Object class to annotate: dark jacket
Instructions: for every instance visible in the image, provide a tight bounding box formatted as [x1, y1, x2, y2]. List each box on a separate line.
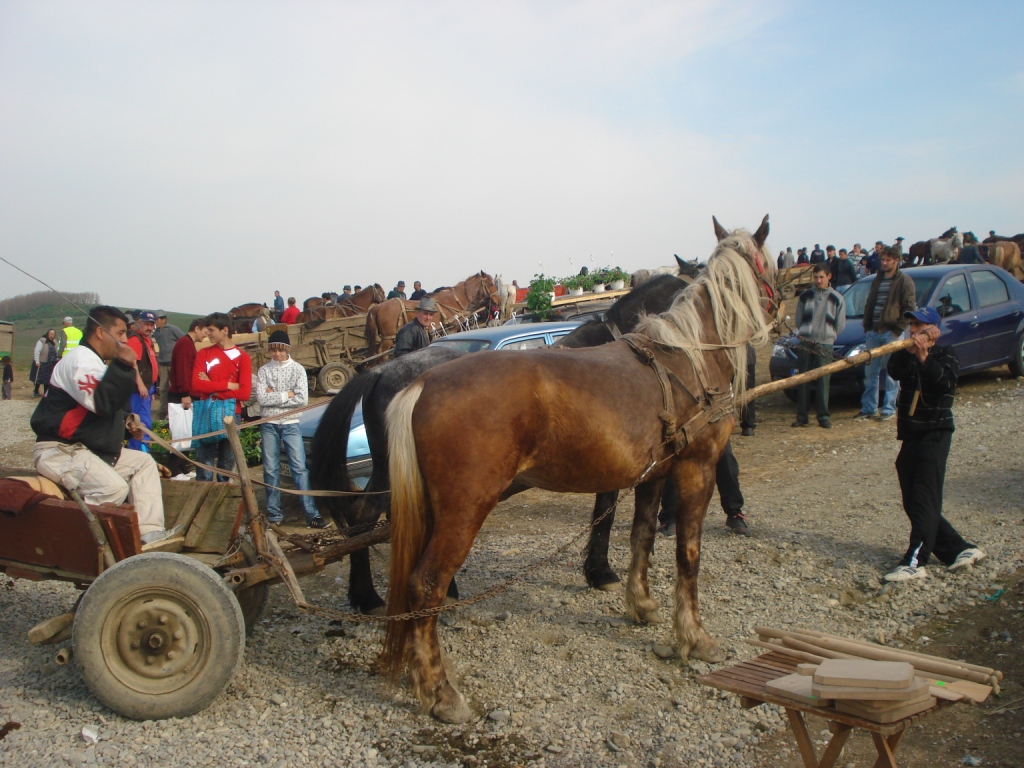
[393, 321, 430, 358]
[31, 343, 136, 465]
[862, 269, 915, 334]
[888, 345, 958, 439]
[832, 257, 858, 287]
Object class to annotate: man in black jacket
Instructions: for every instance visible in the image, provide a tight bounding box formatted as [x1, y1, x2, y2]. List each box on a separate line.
[393, 297, 439, 358]
[31, 306, 176, 545]
[882, 306, 985, 582]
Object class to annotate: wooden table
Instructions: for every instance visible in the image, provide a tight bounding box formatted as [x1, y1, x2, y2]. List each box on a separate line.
[697, 652, 951, 768]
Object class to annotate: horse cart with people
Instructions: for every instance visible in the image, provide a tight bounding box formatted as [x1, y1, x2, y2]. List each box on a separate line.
[0, 417, 389, 721]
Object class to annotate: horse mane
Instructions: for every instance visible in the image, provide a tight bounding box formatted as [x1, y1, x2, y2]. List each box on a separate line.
[636, 232, 774, 402]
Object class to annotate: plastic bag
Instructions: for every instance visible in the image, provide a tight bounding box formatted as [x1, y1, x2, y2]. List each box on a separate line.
[167, 402, 193, 452]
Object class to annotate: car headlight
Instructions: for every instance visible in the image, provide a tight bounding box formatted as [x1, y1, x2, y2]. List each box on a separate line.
[845, 344, 866, 358]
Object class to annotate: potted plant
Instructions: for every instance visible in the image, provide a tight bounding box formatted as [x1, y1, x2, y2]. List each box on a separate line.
[526, 274, 556, 319]
[590, 268, 609, 292]
[606, 267, 629, 290]
[562, 274, 588, 296]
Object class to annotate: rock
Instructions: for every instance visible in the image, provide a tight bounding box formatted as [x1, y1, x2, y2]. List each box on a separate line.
[488, 709, 511, 722]
[652, 644, 675, 659]
[545, 744, 563, 753]
[270, 694, 286, 706]
[609, 731, 630, 748]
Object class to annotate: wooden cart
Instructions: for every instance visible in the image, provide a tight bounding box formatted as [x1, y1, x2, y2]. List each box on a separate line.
[0, 422, 388, 720]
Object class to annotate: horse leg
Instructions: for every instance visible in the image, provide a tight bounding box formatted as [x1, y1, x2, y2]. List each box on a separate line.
[583, 490, 621, 591]
[624, 478, 666, 625]
[671, 457, 726, 663]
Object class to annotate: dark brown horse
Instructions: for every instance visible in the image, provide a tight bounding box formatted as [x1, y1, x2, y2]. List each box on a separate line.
[227, 303, 270, 334]
[364, 272, 500, 356]
[381, 216, 777, 722]
[295, 284, 386, 325]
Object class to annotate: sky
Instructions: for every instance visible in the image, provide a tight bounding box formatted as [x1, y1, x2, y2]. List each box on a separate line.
[1, 1, 1022, 315]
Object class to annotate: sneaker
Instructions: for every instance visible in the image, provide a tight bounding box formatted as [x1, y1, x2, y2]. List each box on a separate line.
[141, 523, 186, 545]
[791, 420, 809, 428]
[741, 426, 755, 437]
[948, 547, 986, 573]
[883, 565, 927, 583]
[658, 522, 676, 537]
[818, 419, 832, 429]
[307, 517, 329, 529]
[877, 413, 895, 422]
[854, 412, 875, 421]
[725, 514, 750, 536]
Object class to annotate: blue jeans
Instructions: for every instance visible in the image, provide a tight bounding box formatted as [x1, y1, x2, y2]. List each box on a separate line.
[261, 422, 320, 523]
[861, 329, 900, 416]
[195, 413, 238, 482]
[129, 384, 155, 452]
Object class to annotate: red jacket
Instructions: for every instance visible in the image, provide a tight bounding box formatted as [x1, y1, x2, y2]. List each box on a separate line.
[191, 345, 252, 414]
[280, 305, 301, 324]
[169, 335, 198, 398]
[126, 332, 158, 385]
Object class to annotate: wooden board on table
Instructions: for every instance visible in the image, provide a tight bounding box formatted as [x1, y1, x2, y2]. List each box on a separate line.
[835, 696, 937, 724]
[813, 677, 928, 701]
[765, 674, 833, 708]
[813, 659, 915, 689]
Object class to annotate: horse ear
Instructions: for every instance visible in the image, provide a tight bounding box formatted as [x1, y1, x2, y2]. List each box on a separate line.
[712, 216, 729, 242]
[753, 214, 770, 249]
[675, 254, 687, 271]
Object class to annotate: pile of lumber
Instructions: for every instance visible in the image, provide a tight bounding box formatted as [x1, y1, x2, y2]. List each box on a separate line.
[747, 626, 1001, 716]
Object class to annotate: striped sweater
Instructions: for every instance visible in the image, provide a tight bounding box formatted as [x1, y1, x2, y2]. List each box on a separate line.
[256, 357, 309, 424]
[887, 345, 958, 438]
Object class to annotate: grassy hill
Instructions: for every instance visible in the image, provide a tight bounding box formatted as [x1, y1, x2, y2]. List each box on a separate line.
[1, 304, 203, 373]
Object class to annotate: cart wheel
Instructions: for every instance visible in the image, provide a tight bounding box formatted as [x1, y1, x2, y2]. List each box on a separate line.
[231, 540, 269, 634]
[73, 552, 244, 720]
[317, 362, 354, 393]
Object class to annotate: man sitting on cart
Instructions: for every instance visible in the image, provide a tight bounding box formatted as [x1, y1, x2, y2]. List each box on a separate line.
[30, 305, 178, 546]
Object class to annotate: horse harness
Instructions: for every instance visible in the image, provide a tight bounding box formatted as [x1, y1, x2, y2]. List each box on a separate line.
[621, 333, 733, 456]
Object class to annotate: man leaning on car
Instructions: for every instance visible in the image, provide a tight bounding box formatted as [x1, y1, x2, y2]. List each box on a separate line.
[856, 246, 915, 421]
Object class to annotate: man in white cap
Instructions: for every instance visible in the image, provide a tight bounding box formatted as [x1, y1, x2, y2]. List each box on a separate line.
[394, 297, 439, 357]
[57, 316, 82, 358]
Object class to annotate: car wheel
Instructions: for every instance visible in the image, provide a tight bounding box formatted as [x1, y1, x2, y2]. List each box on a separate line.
[1010, 331, 1024, 378]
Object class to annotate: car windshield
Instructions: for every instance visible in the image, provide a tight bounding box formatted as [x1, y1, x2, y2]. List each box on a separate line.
[431, 338, 493, 353]
[842, 277, 937, 319]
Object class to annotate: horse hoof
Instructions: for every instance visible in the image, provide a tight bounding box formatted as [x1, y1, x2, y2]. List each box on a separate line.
[594, 580, 622, 593]
[432, 697, 473, 724]
[637, 608, 663, 625]
[689, 643, 727, 664]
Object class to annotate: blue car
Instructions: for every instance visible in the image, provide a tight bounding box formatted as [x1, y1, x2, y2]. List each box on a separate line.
[299, 320, 585, 484]
[769, 264, 1024, 399]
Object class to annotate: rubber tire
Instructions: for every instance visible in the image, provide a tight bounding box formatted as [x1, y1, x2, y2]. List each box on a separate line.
[230, 540, 269, 635]
[1009, 331, 1024, 378]
[73, 552, 245, 720]
[316, 362, 354, 393]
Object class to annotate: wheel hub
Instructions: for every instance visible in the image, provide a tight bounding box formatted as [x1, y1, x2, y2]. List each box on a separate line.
[115, 598, 198, 680]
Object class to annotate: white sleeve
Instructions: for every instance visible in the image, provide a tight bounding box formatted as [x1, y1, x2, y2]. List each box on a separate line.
[48, 347, 108, 413]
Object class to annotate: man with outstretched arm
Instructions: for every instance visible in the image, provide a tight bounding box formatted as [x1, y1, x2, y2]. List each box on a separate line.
[882, 306, 985, 582]
[30, 306, 179, 545]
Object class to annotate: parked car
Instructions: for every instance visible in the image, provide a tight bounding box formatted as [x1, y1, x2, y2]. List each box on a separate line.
[769, 264, 1024, 400]
[298, 320, 585, 484]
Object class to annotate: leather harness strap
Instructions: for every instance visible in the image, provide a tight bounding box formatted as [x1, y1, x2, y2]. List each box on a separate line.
[622, 333, 734, 455]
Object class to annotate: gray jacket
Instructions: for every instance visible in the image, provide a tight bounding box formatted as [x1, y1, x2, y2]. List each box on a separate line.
[796, 286, 846, 344]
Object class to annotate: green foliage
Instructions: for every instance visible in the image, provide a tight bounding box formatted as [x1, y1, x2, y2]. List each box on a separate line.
[562, 273, 595, 291]
[148, 418, 262, 467]
[526, 274, 556, 318]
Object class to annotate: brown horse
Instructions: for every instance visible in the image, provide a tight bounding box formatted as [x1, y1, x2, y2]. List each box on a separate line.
[227, 303, 270, 334]
[295, 284, 386, 325]
[985, 241, 1023, 279]
[364, 271, 500, 356]
[381, 217, 777, 722]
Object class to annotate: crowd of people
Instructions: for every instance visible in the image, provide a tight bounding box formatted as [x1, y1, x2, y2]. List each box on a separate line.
[777, 240, 901, 286]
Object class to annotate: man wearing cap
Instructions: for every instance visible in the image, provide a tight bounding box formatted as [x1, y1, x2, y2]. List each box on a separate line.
[255, 330, 326, 528]
[153, 311, 184, 420]
[856, 246, 915, 422]
[126, 311, 159, 451]
[387, 281, 407, 300]
[57, 316, 83, 358]
[341, 286, 353, 300]
[809, 244, 825, 264]
[394, 297, 439, 358]
[882, 306, 985, 582]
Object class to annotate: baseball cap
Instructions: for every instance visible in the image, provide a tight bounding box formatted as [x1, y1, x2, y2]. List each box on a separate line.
[156, 309, 167, 318]
[138, 311, 157, 323]
[397, 280, 406, 287]
[904, 306, 940, 325]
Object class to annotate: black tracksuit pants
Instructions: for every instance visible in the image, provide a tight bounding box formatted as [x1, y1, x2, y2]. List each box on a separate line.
[895, 430, 971, 567]
[658, 440, 743, 525]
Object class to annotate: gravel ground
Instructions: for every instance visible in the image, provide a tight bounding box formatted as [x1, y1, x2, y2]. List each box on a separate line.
[1, 375, 1023, 768]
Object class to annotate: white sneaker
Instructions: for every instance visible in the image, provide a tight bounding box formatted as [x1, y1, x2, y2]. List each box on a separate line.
[947, 547, 986, 573]
[884, 565, 928, 583]
[141, 524, 185, 545]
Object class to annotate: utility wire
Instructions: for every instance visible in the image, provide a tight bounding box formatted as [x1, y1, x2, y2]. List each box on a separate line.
[0, 255, 91, 317]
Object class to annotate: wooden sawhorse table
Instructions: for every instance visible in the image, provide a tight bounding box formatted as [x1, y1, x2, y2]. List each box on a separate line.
[697, 651, 951, 768]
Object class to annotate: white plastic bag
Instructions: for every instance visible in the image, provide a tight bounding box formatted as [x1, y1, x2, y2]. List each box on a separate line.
[167, 402, 193, 452]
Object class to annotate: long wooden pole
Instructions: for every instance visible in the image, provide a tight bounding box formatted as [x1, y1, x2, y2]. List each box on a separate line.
[738, 337, 914, 406]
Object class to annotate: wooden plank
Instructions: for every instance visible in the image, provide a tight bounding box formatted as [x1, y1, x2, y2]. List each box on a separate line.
[836, 697, 936, 724]
[813, 659, 915, 689]
[817, 723, 853, 768]
[785, 709, 820, 768]
[797, 663, 819, 676]
[161, 480, 210, 532]
[812, 678, 928, 701]
[189, 485, 244, 553]
[766, 674, 833, 708]
[946, 679, 993, 704]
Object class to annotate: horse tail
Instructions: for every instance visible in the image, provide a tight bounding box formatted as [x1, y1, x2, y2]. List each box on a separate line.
[365, 307, 380, 356]
[381, 380, 428, 680]
[308, 369, 382, 524]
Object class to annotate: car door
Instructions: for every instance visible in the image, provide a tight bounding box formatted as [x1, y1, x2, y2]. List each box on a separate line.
[930, 272, 978, 367]
[966, 269, 1021, 370]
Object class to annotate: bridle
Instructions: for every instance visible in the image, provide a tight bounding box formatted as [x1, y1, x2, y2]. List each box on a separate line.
[745, 244, 779, 320]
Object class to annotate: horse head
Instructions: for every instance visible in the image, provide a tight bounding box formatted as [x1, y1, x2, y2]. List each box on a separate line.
[476, 271, 501, 312]
[371, 284, 387, 304]
[712, 213, 778, 321]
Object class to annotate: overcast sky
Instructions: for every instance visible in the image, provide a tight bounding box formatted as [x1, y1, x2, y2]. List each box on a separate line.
[2, 1, 1022, 315]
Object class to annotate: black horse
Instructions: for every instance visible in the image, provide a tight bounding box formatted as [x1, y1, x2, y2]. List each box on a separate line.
[310, 266, 696, 614]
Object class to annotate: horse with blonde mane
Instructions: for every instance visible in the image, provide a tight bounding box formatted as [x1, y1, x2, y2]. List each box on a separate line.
[381, 216, 777, 722]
